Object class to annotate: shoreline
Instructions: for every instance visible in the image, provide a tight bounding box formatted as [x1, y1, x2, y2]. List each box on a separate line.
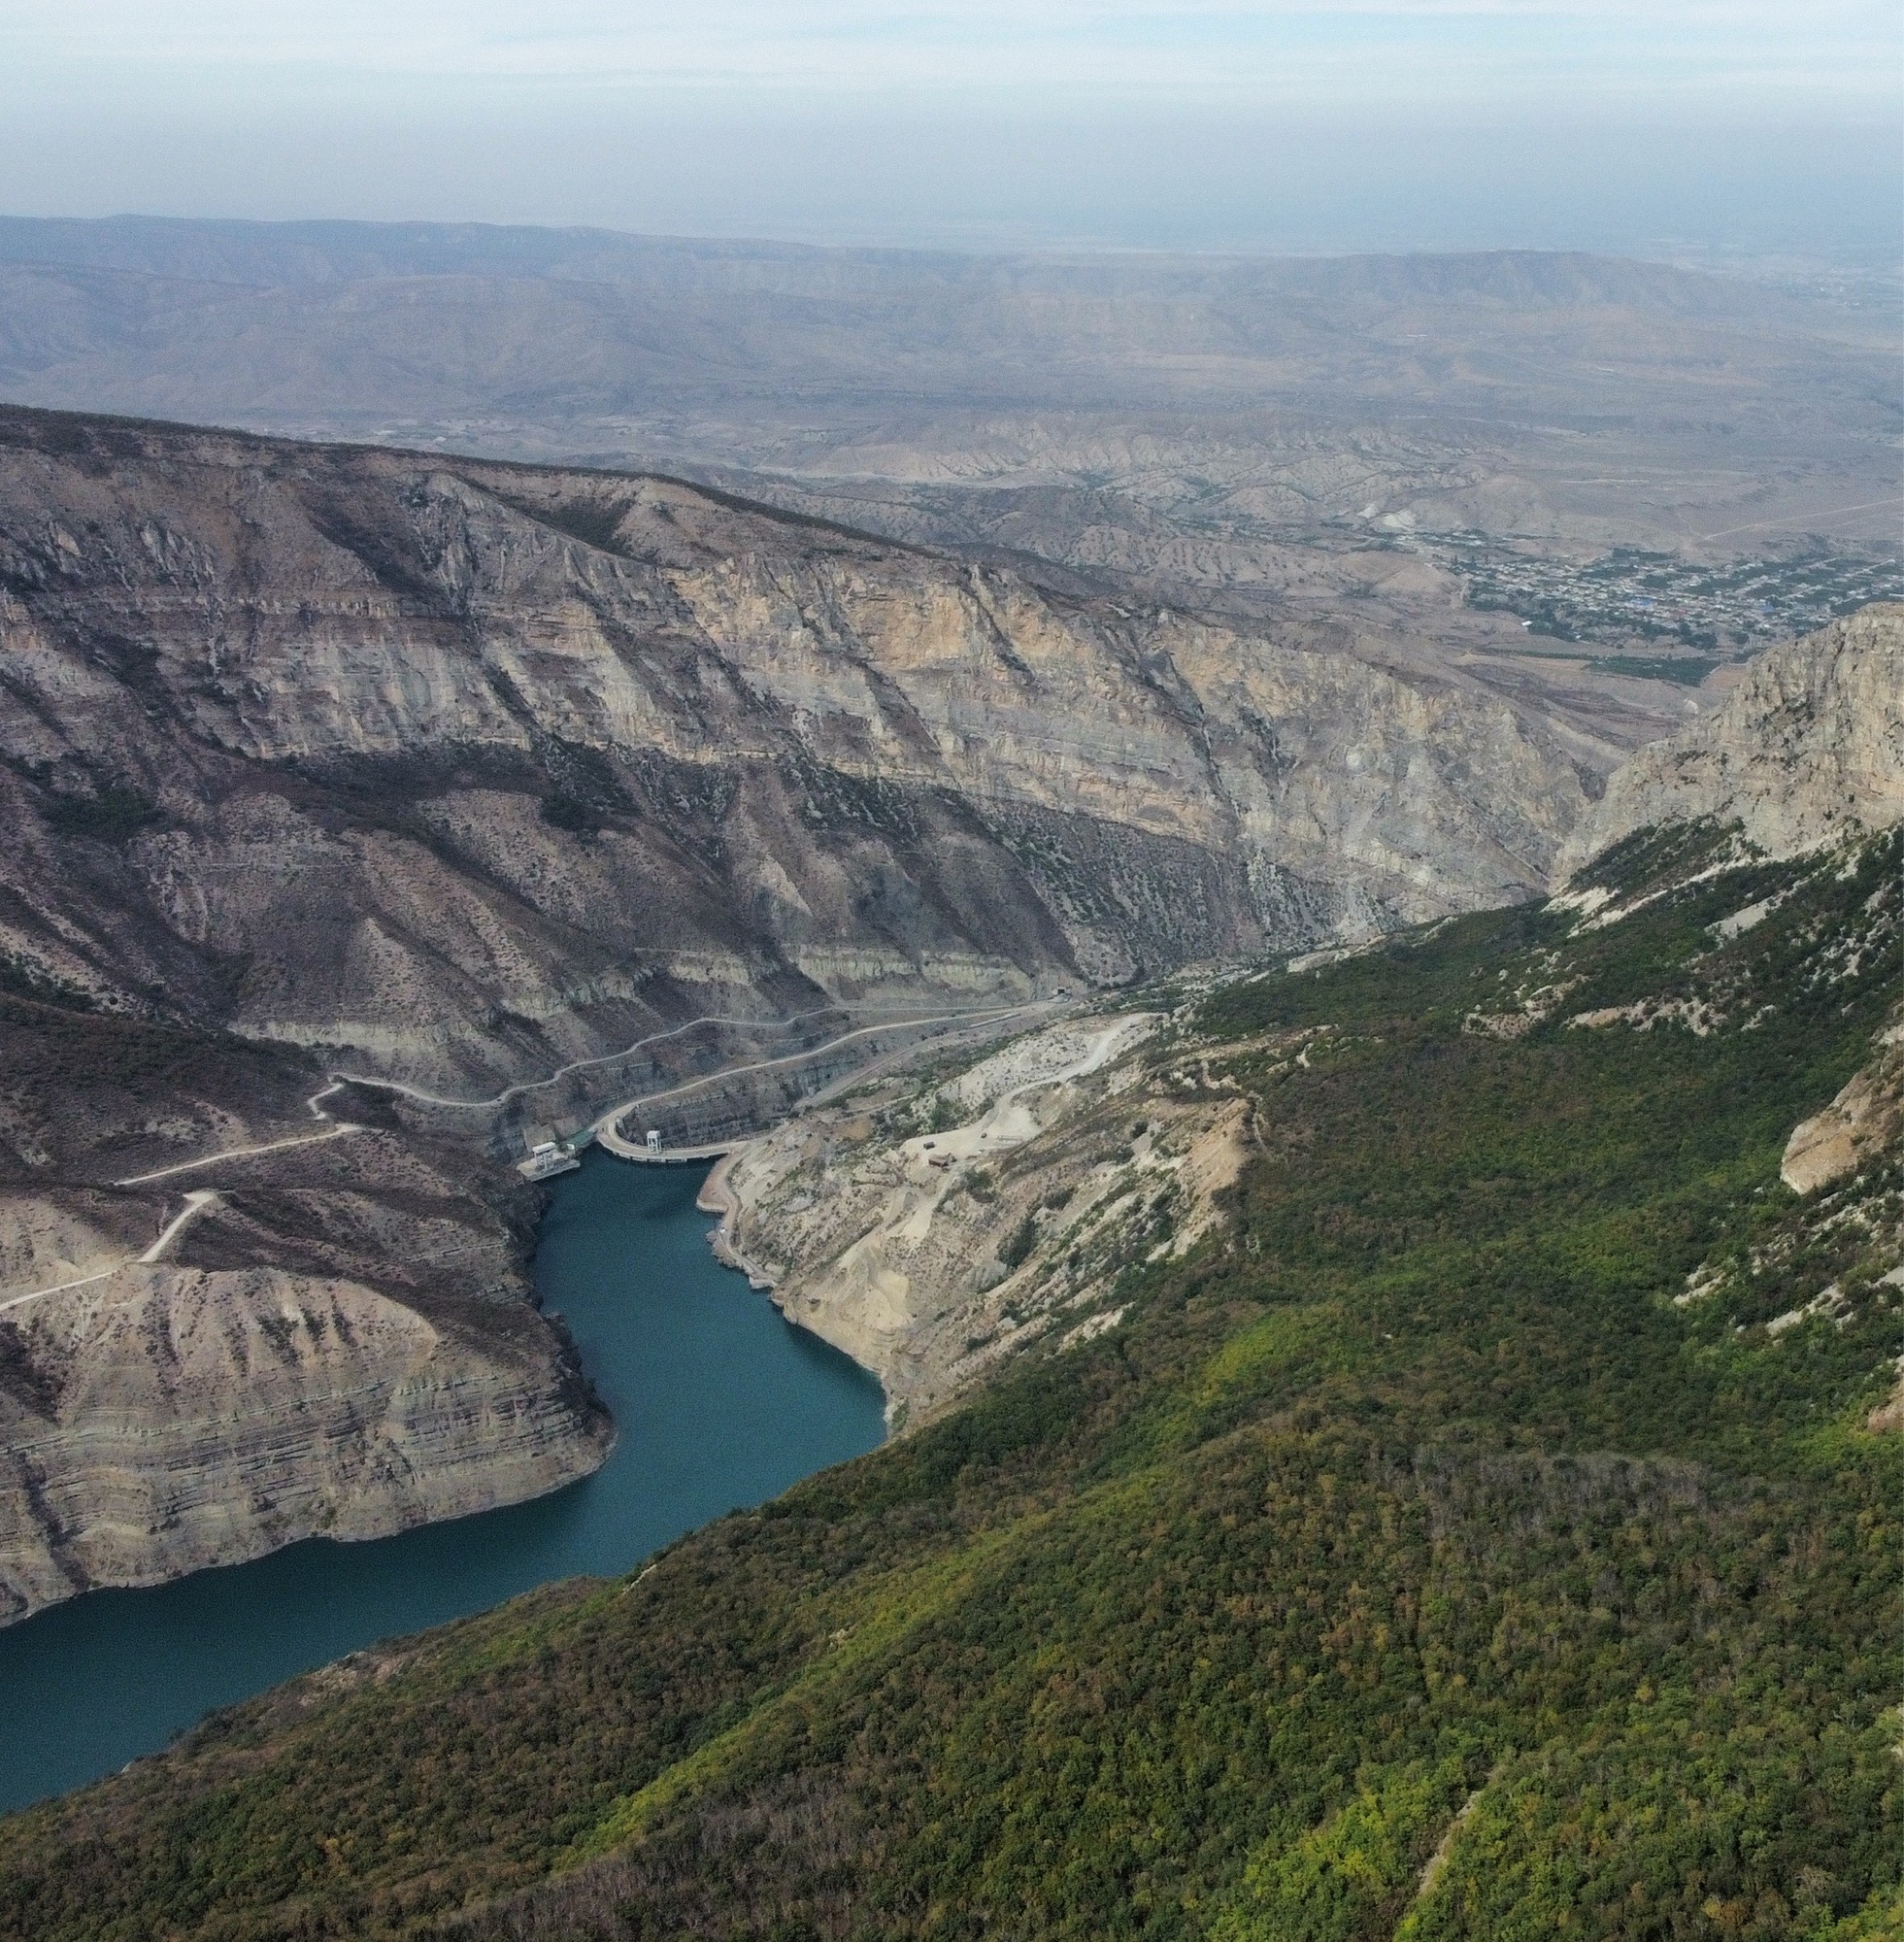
[694, 1149, 777, 1293]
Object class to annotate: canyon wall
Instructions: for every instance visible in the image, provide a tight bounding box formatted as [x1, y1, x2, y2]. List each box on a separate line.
[1554, 604, 1904, 880]
[0, 408, 1608, 1095]
[0, 985, 609, 1625]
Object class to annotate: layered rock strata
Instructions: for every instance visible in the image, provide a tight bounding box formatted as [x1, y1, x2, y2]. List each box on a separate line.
[0, 408, 1611, 1096]
[0, 993, 609, 1625]
[1555, 605, 1904, 880]
[0, 1256, 604, 1623]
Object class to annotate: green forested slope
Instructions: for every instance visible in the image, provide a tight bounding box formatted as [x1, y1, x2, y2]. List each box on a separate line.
[0, 825, 1898, 1942]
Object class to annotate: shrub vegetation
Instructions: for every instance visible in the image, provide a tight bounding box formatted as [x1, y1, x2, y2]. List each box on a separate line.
[0, 829, 1897, 1939]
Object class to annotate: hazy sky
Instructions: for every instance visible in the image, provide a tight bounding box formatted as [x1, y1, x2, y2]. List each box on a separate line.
[1, 1, 1897, 256]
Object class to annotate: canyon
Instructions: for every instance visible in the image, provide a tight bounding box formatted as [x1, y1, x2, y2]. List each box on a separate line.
[0, 397, 1612, 1622]
[0, 393, 1889, 1625]
[1, 587, 1894, 1939]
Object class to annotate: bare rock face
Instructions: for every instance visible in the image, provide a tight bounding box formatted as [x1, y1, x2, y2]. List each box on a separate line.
[0, 992, 610, 1625]
[0, 408, 1603, 1095]
[1555, 605, 1904, 882]
[0, 1259, 607, 1623]
[1782, 1003, 1904, 1195]
[711, 1014, 1250, 1424]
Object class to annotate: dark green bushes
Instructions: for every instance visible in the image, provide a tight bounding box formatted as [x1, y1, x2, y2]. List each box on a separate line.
[43, 783, 160, 844]
[0, 833, 1896, 1939]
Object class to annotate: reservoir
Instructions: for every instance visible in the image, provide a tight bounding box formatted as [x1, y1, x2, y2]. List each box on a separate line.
[0, 1152, 885, 1816]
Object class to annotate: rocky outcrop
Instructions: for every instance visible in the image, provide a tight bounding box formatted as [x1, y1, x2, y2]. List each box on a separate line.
[1555, 605, 1904, 881]
[1782, 1001, 1904, 1195]
[715, 1014, 1251, 1424]
[0, 1258, 607, 1624]
[0, 408, 1609, 1097]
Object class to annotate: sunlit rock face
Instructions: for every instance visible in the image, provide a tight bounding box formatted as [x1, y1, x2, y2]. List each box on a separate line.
[0, 1256, 610, 1625]
[0, 409, 1602, 1091]
[1555, 604, 1904, 884]
[1782, 1001, 1904, 1197]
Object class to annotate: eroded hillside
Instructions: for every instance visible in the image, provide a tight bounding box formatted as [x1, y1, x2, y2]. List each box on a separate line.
[0, 406, 1620, 1097]
[0, 996, 609, 1625]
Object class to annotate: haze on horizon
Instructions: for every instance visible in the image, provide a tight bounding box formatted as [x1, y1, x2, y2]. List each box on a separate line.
[0, 0, 1897, 265]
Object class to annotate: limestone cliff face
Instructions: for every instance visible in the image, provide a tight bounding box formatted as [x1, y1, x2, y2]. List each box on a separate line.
[0, 408, 1603, 1093]
[0, 1258, 607, 1623]
[1555, 605, 1904, 882]
[0, 993, 611, 1625]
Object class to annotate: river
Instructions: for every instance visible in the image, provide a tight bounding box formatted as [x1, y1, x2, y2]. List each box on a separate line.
[0, 1151, 886, 1815]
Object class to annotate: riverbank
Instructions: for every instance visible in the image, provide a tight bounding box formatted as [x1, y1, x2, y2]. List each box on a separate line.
[0, 1153, 884, 1814]
[695, 1152, 775, 1291]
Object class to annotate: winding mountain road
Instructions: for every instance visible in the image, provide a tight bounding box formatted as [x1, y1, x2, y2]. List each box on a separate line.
[590, 1002, 1058, 1157]
[0, 1000, 1061, 1312]
[0, 1190, 223, 1314]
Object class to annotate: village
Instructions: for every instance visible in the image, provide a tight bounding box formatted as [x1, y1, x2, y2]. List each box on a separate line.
[1420, 535, 1903, 654]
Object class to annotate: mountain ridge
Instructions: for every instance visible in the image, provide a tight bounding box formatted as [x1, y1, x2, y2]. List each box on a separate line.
[0, 404, 1615, 1094]
[1555, 603, 1904, 878]
[0, 659, 1893, 1938]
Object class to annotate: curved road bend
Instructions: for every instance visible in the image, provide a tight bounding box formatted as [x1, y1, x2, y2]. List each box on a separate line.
[0, 1000, 1059, 1308]
[590, 1002, 1058, 1156]
[0, 1189, 223, 1314]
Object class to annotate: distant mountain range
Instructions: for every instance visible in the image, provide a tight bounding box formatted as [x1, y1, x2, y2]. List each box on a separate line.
[0, 217, 1893, 569]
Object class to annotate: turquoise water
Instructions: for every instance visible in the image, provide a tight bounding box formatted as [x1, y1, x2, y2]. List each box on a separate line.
[0, 1152, 885, 1815]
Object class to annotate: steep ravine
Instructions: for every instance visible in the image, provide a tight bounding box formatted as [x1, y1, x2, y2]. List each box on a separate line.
[0, 404, 1810, 1624]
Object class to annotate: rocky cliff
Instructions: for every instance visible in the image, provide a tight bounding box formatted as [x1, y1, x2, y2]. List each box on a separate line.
[1554, 604, 1904, 881]
[706, 1013, 1254, 1424]
[0, 407, 1611, 1097]
[0, 1256, 604, 1623]
[1782, 998, 1904, 1197]
[0, 988, 610, 1625]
